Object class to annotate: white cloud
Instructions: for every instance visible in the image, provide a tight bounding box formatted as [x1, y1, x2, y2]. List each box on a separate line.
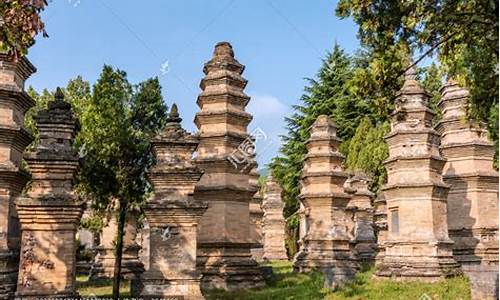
[247, 94, 288, 119]
[247, 94, 290, 167]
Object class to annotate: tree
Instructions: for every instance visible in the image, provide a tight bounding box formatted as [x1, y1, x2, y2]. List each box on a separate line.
[0, 0, 48, 59]
[336, 0, 499, 158]
[269, 43, 446, 256]
[76, 66, 167, 298]
[28, 68, 167, 298]
[420, 63, 445, 123]
[344, 118, 389, 190]
[270, 45, 369, 256]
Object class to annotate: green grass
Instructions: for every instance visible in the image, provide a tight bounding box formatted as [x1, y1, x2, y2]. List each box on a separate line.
[206, 262, 471, 300]
[77, 275, 130, 298]
[326, 266, 471, 300]
[206, 261, 330, 300]
[76, 262, 471, 300]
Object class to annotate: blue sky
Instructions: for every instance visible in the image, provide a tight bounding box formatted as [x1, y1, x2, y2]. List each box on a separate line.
[27, 0, 359, 168]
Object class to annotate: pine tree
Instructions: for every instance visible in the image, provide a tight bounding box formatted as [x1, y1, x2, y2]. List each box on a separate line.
[270, 44, 372, 256]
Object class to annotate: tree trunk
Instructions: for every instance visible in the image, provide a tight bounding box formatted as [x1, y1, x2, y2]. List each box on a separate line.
[112, 202, 127, 299]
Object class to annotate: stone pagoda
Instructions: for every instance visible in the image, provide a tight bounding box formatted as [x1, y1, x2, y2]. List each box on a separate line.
[91, 210, 144, 284]
[373, 193, 388, 267]
[293, 115, 357, 289]
[345, 173, 376, 264]
[193, 41, 264, 290]
[376, 67, 460, 280]
[436, 80, 499, 299]
[15, 88, 84, 298]
[261, 176, 288, 261]
[0, 53, 35, 299]
[249, 168, 264, 261]
[141, 104, 207, 299]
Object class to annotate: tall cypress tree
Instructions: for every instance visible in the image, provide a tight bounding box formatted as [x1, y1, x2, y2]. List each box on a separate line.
[270, 44, 372, 256]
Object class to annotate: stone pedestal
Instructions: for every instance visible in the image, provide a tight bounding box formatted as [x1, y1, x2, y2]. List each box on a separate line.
[373, 193, 388, 267]
[15, 89, 84, 298]
[345, 173, 376, 264]
[193, 42, 264, 291]
[436, 80, 499, 299]
[249, 169, 264, 261]
[141, 105, 207, 299]
[91, 212, 144, 281]
[262, 176, 287, 261]
[293, 115, 358, 289]
[0, 54, 35, 299]
[91, 213, 117, 279]
[375, 68, 460, 281]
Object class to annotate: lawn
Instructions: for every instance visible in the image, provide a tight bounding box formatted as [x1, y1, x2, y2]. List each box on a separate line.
[77, 262, 471, 300]
[206, 262, 471, 300]
[77, 275, 130, 298]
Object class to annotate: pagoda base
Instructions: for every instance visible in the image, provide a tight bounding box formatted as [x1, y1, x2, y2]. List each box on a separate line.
[197, 244, 265, 291]
[460, 262, 498, 300]
[90, 247, 114, 279]
[140, 275, 204, 300]
[354, 242, 376, 265]
[450, 229, 498, 300]
[376, 240, 461, 281]
[293, 243, 359, 289]
[0, 250, 18, 300]
[374, 246, 386, 267]
[262, 252, 288, 261]
[91, 246, 144, 280]
[251, 246, 264, 262]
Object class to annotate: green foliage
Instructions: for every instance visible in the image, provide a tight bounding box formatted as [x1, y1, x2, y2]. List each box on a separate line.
[336, 0, 499, 156]
[344, 118, 389, 190]
[76, 66, 167, 211]
[421, 63, 445, 124]
[80, 213, 105, 234]
[270, 44, 358, 219]
[0, 0, 48, 58]
[270, 45, 370, 257]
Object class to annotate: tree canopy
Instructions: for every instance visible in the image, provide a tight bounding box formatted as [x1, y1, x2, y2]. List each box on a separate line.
[0, 0, 48, 58]
[336, 0, 499, 149]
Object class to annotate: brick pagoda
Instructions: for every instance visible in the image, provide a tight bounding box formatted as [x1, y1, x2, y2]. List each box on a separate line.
[436, 80, 499, 299]
[15, 88, 84, 298]
[293, 115, 358, 289]
[193, 42, 264, 290]
[345, 173, 376, 264]
[262, 176, 287, 261]
[376, 67, 460, 280]
[141, 104, 207, 299]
